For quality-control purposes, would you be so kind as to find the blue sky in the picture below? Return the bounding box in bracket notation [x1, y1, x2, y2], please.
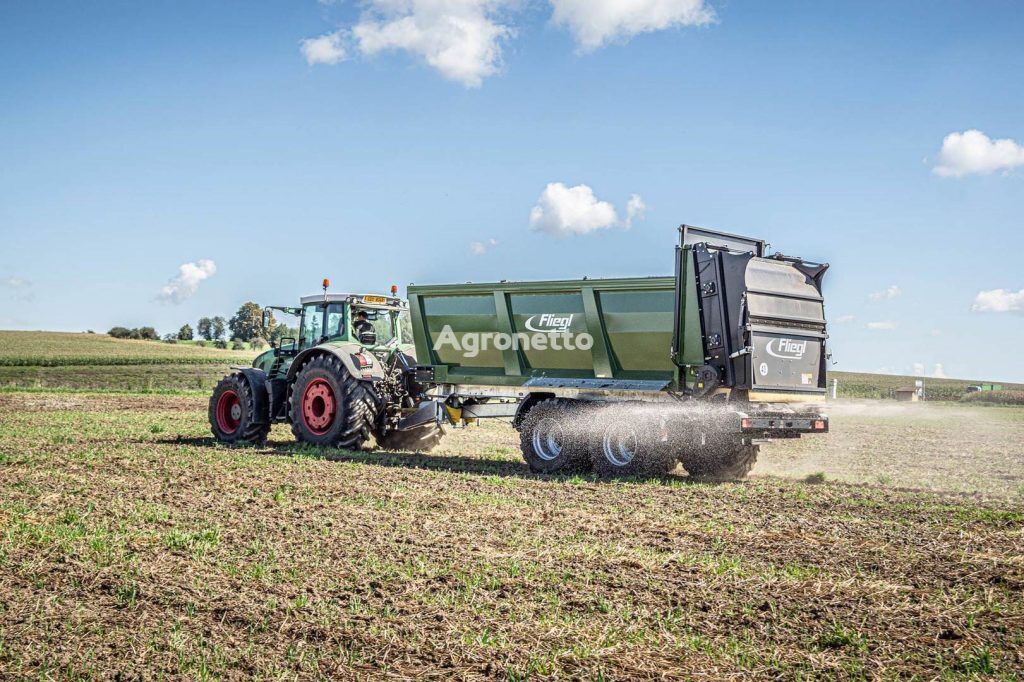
[1, 1, 1022, 381]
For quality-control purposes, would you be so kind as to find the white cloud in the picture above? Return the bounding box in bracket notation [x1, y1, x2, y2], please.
[0, 276, 33, 302]
[832, 314, 856, 324]
[157, 259, 217, 304]
[930, 328, 941, 337]
[625, 194, 646, 228]
[351, 0, 513, 87]
[1, 276, 31, 289]
[529, 183, 643, 236]
[301, 31, 348, 65]
[933, 129, 1024, 177]
[912, 362, 946, 378]
[550, 0, 716, 51]
[972, 288, 1024, 314]
[868, 285, 901, 302]
[866, 321, 897, 330]
[469, 238, 498, 255]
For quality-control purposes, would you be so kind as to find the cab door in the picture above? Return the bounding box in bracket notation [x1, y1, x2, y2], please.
[299, 303, 326, 348]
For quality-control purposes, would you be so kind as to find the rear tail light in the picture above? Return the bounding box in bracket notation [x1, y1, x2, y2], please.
[741, 418, 753, 429]
[814, 420, 826, 430]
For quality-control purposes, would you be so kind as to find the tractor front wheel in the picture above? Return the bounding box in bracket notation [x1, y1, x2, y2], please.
[289, 355, 378, 449]
[208, 373, 270, 445]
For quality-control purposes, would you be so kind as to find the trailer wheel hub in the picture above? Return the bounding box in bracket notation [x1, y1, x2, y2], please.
[302, 379, 337, 435]
[602, 424, 638, 467]
[531, 417, 564, 461]
[215, 389, 242, 434]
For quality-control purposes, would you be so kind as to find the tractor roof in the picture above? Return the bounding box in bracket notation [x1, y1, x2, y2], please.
[300, 293, 407, 309]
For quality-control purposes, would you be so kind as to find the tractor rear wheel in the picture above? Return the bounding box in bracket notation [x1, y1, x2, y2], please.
[209, 373, 270, 445]
[680, 439, 759, 481]
[589, 419, 677, 477]
[289, 355, 378, 449]
[376, 423, 444, 453]
[518, 399, 589, 474]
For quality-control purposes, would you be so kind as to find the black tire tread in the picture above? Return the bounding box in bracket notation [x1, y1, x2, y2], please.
[288, 355, 379, 450]
[518, 399, 590, 474]
[208, 373, 270, 445]
[590, 420, 677, 478]
[682, 442, 759, 481]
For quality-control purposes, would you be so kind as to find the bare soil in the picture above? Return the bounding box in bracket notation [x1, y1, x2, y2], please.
[0, 392, 1021, 679]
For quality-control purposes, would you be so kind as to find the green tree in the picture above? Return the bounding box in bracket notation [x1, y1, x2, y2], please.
[137, 327, 159, 341]
[197, 317, 213, 341]
[268, 324, 294, 344]
[108, 326, 131, 339]
[229, 303, 272, 342]
[212, 316, 227, 341]
[177, 323, 194, 341]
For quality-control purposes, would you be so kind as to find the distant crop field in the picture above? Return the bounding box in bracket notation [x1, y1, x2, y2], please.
[0, 331, 257, 367]
[832, 371, 1024, 402]
[0, 364, 238, 392]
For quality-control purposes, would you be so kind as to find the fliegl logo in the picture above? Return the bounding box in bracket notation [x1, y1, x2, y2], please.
[766, 338, 808, 360]
[524, 313, 575, 333]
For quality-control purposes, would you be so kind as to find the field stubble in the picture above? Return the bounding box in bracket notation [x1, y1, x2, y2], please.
[0, 391, 1022, 679]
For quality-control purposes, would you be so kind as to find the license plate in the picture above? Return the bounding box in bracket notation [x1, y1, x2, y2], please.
[362, 295, 387, 304]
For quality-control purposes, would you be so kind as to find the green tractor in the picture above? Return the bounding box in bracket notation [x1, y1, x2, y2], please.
[208, 282, 443, 452]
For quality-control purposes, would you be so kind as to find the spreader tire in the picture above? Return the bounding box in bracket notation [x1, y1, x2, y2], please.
[589, 418, 677, 477]
[289, 355, 378, 450]
[681, 440, 759, 481]
[209, 373, 270, 445]
[376, 422, 444, 453]
[518, 399, 589, 474]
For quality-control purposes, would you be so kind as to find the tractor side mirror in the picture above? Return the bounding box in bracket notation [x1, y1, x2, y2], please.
[261, 309, 270, 331]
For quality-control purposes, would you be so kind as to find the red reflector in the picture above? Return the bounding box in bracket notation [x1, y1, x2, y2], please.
[741, 418, 753, 429]
[814, 420, 826, 430]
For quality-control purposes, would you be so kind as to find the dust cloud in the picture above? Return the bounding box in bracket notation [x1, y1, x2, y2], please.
[758, 400, 1024, 499]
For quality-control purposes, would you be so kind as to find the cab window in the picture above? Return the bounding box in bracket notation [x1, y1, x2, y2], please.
[352, 307, 397, 345]
[300, 304, 324, 348]
[397, 310, 413, 344]
[325, 303, 346, 339]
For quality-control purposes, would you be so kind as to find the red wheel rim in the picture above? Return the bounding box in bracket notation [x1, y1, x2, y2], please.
[302, 378, 337, 435]
[216, 389, 242, 434]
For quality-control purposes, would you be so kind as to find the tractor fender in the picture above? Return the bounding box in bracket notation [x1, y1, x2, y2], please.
[231, 366, 270, 424]
[286, 345, 386, 384]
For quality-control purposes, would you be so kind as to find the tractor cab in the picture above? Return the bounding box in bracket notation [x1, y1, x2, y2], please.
[295, 293, 410, 351]
[254, 283, 412, 382]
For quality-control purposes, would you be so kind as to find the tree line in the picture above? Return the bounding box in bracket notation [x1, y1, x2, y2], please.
[108, 301, 298, 350]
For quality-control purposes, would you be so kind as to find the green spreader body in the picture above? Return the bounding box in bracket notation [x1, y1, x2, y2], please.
[408, 226, 829, 408]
